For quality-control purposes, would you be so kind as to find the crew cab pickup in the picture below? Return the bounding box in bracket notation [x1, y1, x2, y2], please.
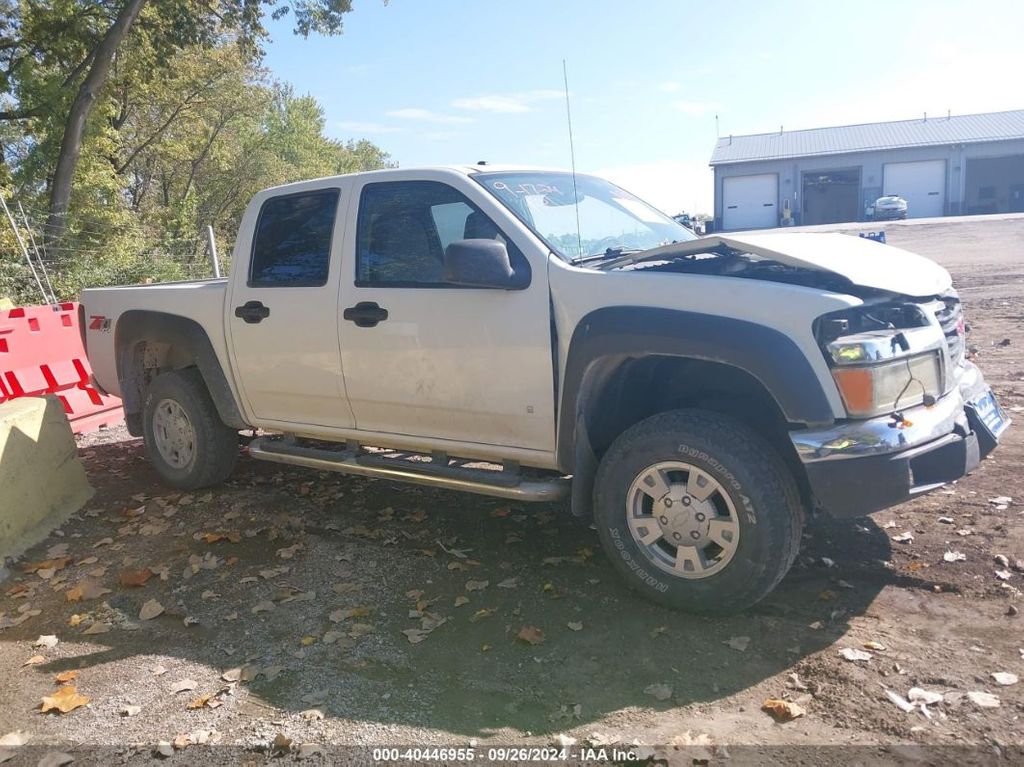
[81, 165, 1009, 612]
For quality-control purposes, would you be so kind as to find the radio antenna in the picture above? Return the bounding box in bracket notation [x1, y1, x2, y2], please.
[562, 59, 583, 260]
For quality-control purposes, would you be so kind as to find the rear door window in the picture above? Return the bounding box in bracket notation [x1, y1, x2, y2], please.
[249, 189, 340, 287]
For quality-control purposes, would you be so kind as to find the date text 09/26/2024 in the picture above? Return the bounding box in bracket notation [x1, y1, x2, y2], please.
[372, 746, 641, 762]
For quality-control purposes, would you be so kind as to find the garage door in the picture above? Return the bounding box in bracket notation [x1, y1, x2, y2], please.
[723, 174, 778, 230]
[883, 160, 946, 218]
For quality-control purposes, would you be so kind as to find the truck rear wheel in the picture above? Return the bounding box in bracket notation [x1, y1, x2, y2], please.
[593, 409, 803, 614]
[143, 369, 238, 490]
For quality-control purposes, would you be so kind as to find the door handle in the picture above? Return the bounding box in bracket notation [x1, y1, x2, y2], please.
[343, 301, 389, 328]
[234, 300, 270, 324]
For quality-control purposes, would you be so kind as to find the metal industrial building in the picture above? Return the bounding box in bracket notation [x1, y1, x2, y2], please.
[710, 109, 1024, 231]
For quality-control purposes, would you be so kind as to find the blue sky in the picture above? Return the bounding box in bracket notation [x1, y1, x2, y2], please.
[263, 0, 1024, 215]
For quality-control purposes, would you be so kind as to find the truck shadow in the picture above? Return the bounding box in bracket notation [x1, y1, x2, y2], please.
[3, 439, 901, 739]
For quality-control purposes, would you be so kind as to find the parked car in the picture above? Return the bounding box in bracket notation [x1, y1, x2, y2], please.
[870, 194, 908, 220]
[81, 165, 1008, 613]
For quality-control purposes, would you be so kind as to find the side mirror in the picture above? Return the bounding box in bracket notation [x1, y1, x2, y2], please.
[444, 239, 529, 290]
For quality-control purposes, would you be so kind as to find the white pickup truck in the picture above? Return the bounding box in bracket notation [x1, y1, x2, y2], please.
[81, 165, 1009, 612]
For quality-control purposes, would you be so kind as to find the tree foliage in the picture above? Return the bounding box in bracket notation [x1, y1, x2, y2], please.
[0, 0, 389, 303]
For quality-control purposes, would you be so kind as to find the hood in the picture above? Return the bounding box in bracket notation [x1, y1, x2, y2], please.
[626, 232, 951, 297]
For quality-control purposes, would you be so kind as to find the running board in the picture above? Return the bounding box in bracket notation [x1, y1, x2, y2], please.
[247, 437, 569, 502]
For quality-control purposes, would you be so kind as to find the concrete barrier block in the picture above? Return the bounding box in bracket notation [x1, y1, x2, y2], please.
[0, 396, 93, 562]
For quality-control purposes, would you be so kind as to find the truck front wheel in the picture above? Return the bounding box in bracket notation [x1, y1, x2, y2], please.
[593, 409, 803, 613]
[143, 369, 238, 490]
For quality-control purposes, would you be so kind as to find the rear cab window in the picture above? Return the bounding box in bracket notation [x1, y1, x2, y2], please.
[249, 189, 341, 287]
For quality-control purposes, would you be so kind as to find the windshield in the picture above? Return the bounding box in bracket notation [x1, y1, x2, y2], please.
[473, 171, 697, 262]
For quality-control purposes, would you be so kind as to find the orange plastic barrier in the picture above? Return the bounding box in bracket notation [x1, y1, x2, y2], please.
[0, 302, 123, 434]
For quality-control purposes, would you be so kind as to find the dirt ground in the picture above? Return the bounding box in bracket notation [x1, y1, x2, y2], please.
[1, 215, 1023, 764]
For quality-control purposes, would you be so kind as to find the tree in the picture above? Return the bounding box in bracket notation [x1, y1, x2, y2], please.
[0, 2, 390, 300]
[1, 0, 356, 250]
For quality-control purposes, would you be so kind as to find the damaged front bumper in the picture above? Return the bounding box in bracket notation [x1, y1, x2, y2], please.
[790, 362, 1009, 518]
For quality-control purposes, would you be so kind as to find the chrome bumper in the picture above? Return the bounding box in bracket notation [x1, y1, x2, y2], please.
[791, 362, 989, 464]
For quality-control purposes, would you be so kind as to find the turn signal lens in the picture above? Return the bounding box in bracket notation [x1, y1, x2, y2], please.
[832, 368, 874, 414]
[831, 353, 941, 418]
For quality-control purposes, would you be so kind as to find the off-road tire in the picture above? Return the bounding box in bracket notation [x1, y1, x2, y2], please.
[593, 409, 803, 613]
[143, 369, 238, 490]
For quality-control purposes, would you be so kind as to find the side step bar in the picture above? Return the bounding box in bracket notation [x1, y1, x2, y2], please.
[247, 437, 570, 502]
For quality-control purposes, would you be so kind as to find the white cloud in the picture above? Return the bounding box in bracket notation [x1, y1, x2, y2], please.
[593, 161, 715, 217]
[386, 108, 474, 125]
[452, 89, 564, 114]
[336, 121, 404, 134]
[672, 100, 721, 116]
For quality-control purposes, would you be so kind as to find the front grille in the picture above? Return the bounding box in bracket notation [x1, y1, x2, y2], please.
[934, 296, 965, 367]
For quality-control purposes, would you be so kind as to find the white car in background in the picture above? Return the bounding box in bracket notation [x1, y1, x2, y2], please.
[869, 195, 908, 220]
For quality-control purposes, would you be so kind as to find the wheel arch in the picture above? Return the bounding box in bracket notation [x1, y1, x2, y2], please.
[558, 307, 832, 515]
[115, 310, 247, 435]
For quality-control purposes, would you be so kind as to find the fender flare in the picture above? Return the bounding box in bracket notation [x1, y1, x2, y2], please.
[556, 306, 835, 472]
[115, 310, 247, 432]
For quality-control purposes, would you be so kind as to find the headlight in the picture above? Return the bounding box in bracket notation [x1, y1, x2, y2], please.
[831, 353, 941, 417]
[816, 303, 946, 419]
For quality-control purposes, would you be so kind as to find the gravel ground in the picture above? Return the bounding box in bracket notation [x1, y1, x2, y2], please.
[1, 215, 1023, 764]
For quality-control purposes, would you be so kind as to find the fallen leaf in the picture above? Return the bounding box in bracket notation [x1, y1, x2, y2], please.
[761, 698, 805, 722]
[840, 647, 872, 662]
[54, 671, 78, 684]
[908, 687, 943, 705]
[187, 693, 214, 709]
[221, 668, 242, 682]
[82, 622, 110, 635]
[272, 733, 293, 754]
[139, 599, 164, 621]
[567, 621, 583, 631]
[23, 557, 72, 574]
[470, 608, 494, 623]
[299, 636, 317, 646]
[328, 607, 370, 623]
[967, 690, 1000, 708]
[39, 686, 90, 714]
[402, 628, 429, 644]
[644, 683, 673, 701]
[863, 641, 887, 651]
[119, 568, 153, 587]
[516, 625, 545, 645]
[465, 580, 489, 592]
[22, 655, 45, 667]
[154, 742, 174, 758]
[724, 636, 751, 652]
[171, 679, 198, 694]
[65, 580, 111, 602]
[991, 672, 1019, 686]
[454, 596, 470, 607]
[891, 532, 914, 543]
[497, 578, 520, 589]
[276, 544, 301, 560]
[943, 550, 967, 563]
[34, 635, 58, 649]
[251, 600, 275, 614]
